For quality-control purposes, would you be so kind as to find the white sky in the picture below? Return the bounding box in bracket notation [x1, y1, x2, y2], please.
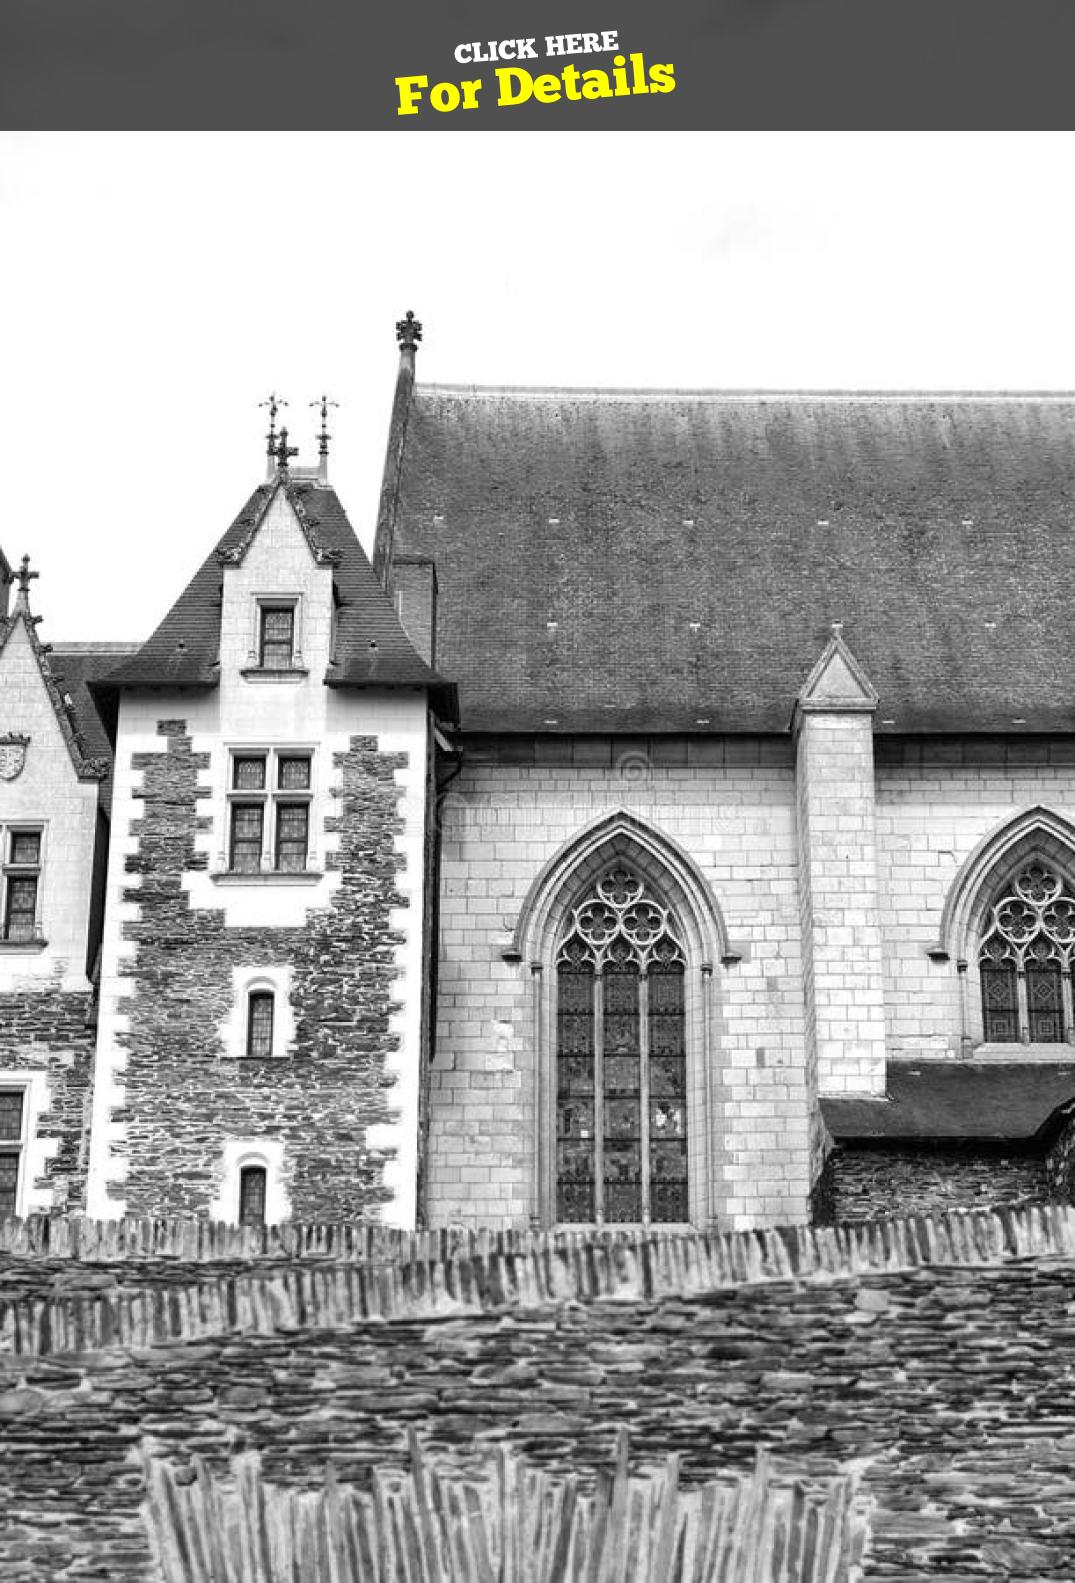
[2, 130, 1074, 642]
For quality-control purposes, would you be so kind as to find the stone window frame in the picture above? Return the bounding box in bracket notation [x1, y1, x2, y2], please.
[211, 1137, 287, 1227]
[0, 821, 47, 950]
[220, 966, 294, 1060]
[511, 812, 730, 1230]
[241, 594, 309, 680]
[220, 747, 318, 878]
[935, 806, 1075, 1054]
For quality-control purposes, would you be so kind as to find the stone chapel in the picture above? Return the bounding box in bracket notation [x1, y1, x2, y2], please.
[3, 313, 1075, 1231]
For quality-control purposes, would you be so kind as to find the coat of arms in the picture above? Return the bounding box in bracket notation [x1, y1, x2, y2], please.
[0, 734, 30, 780]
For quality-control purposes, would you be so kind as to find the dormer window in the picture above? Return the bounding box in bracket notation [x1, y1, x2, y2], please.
[259, 604, 295, 669]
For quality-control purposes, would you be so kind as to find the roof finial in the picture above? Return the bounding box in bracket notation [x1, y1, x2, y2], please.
[830, 620, 844, 640]
[274, 425, 298, 474]
[310, 395, 339, 484]
[259, 393, 288, 480]
[396, 310, 422, 351]
[310, 395, 338, 458]
[14, 554, 38, 613]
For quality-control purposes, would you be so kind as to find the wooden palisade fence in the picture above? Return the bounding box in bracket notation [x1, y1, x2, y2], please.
[142, 1429, 868, 1583]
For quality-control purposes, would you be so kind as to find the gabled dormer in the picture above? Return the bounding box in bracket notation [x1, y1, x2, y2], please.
[99, 446, 455, 720]
[0, 556, 106, 985]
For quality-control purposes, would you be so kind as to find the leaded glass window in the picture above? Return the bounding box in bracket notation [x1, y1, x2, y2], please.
[0, 1091, 24, 1219]
[275, 805, 309, 872]
[979, 861, 1075, 1042]
[2, 828, 42, 943]
[555, 866, 688, 1224]
[0, 1154, 19, 1218]
[239, 1165, 267, 1226]
[259, 606, 295, 669]
[229, 804, 264, 873]
[246, 992, 274, 1058]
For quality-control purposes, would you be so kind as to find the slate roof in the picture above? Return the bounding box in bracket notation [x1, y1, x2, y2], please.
[388, 387, 1075, 734]
[100, 477, 456, 717]
[49, 643, 138, 809]
[822, 1060, 1075, 1142]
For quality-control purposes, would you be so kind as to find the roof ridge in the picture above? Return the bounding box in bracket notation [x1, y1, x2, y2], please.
[419, 383, 1075, 402]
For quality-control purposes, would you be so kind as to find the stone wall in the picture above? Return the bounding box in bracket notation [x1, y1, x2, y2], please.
[99, 720, 409, 1223]
[820, 1142, 1048, 1224]
[5, 1207, 1075, 1577]
[0, 988, 94, 1213]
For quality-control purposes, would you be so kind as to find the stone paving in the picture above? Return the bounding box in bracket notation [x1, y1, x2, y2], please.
[4, 1250, 1075, 1577]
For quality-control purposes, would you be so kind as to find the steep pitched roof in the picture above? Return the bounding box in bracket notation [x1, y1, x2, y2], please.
[99, 476, 456, 717]
[49, 642, 138, 809]
[0, 610, 115, 789]
[388, 387, 1075, 734]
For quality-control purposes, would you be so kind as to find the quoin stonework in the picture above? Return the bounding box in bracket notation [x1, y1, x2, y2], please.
[5, 320, 1075, 1232]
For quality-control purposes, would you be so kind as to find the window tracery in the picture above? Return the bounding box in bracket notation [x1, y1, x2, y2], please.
[555, 866, 687, 1224]
[979, 860, 1075, 1043]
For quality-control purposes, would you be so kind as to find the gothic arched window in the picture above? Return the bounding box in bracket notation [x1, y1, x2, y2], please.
[979, 860, 1075, 1043]
[556, 865, 687, 1223]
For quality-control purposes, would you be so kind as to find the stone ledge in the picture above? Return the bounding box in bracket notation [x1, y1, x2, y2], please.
[238, 668, 310, 684]
[0, 938, 48, 953]
[208, 871, 323, 886]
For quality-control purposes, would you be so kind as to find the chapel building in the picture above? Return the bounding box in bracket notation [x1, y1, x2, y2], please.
[3, 316, 1075, 1230]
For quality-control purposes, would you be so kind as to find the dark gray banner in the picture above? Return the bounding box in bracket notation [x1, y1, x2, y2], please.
[2, 0, 1072, 129]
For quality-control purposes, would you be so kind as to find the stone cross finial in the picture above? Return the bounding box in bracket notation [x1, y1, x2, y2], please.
[15, 554, 38, 611]
[396, 310, 423, 350]
[310, 394, 339, 458]
[259, 393, 288, 459]
[274, 426, 298, 472]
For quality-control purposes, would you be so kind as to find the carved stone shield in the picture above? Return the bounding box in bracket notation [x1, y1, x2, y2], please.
[0, 734, 30, 780]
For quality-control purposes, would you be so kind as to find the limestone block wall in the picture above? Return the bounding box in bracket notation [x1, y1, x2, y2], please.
[795, 712, 887, 1098]
[874, 739, 1075, 1060]
[425, 738, 811, 1233]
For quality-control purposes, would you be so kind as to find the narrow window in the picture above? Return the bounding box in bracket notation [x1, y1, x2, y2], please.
[246, 991, 274, 1058]
[0, 1090, 24, 1218]
[229, 804, 264, 873]
[979, 861, 1075, 1042]
[239, 1165, 267, 1226]
[555, 866, 687, 1225]
[259, 606, 295, 670]
[3, 830, 41, 943]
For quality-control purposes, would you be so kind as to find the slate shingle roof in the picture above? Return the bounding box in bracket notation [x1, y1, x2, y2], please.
[390, 387, 1075, 734]
[100, 477, 456, 716]
[822, 1061, 1075, 1142]
[49, 642, 139, 809]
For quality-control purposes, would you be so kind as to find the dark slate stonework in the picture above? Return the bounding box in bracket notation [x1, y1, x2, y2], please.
[820, 1141, 1048, 1223]
[0, 989, 94, 1210]
[9, 1227, 1075, 1576]
[1045, 1107, 1075, 1199]
[112, 721, 408, 1220]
